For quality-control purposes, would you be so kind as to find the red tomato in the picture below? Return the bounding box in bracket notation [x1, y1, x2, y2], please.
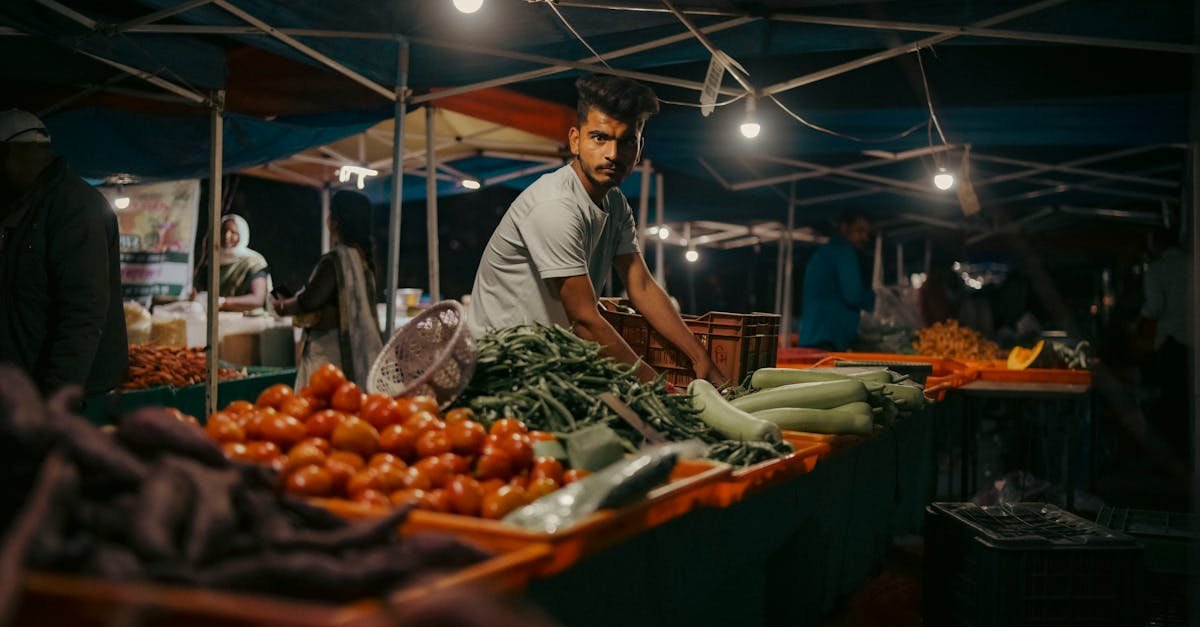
[443, 407, 475, 424]
[389, 398, 421, 423]
[330, 417, 380, 458]
[346, 468, 383, 498]
[224, 400, 255, 415]
[258, 413, 307, 448]
[295, 437, 332, 454]
[324, 458, 357, 493]
[390, 488, 428, 508]
[474, 450, 514, 481]
[403, 411, 444, 434]
[415, 429, 452, 458]
[205, 412, 245, 443]
[368, 453, 405, 469]
[372, 462, 409, 493]
[359, 394, 394, 428]
[408, 395, 440, 416]
[285, 442, 328, 472]
[279, 396, 314, 420]
[378, 424, 419, 462]
[438, 452, 472, 474]
[221, 442, 254, 463]
[308, 363, 347, 398]
[284, 465, 334, 497]
[526, 476, 559, 501]
[562, 469, 590, 485]
[530, 457, 564, 484]
[330, 382, 365, 414]
[305, 410, 347, 439]
[489, 418, 528, 437]
[527, 430, 558, 443]
[478, 478, 506, 494]
[256, 384, 295, 410]
[400, 465, 433, 491]
[446, 420, 488, 455]
[354, 489, 391, 508]
[424, 489, 454, 513]
[413, 456, 455, 488]
[494, 432, 534, 471]
[328, 450, 366, 470]
[480, 485, 526, 519]
[446, 475, 484, 516]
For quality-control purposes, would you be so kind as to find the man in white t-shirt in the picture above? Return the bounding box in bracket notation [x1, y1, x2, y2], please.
[467, 75, 724, 384]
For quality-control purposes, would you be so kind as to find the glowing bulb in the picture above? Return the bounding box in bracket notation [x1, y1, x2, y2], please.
[739, 122, 761, 139]
[337, 165, 378, 190]
[113, 196, 130, 209]
[657, 226, 670, 240]
[685, 249, 699, 263]
[461, 178, 481, 190]
[933, 168, 955, 191]
[452, 0, 483, 13]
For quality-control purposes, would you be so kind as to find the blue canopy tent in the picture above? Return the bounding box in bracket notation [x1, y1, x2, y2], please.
[2, 0, 1195, 406]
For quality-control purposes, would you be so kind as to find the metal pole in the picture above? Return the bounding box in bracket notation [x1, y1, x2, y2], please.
[319, 185, 331, 254]
[384, 40, 409, 339]
[780, 181, 796, 347]
[205, 91, 224, 417]
[774, 224, 785, 314]
[425, 105, 440, 302]
[637, 160, 651, 253]
[872, 232, 884, 289]
[924, 237, 932, 274]
[897, 241, 906, 286]
[654, 173, 665, 285]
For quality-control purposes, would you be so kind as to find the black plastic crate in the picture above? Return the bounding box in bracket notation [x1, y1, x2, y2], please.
[1096, 507, 1197, 576]
[925, 502, 1144, 627]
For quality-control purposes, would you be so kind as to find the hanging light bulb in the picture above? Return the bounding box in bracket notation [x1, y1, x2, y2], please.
[685, 249, 700, 263]
[739, 96, 760, 139]
[933, 167, 955, 191]
[461, 178, 481, 190]
[657, 225, 670, 240]
[113, 184, 130, 209]
[452, 0, 483, 13]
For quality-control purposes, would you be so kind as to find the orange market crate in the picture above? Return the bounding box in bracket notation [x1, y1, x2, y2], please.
[319, 459, 730, 576]
[784, 427, 875, 455]
[963, 359, 1093, 386]
[16, 540, 553, 627]
[599, 299, 780, 387]
[707, 434, 831, 508]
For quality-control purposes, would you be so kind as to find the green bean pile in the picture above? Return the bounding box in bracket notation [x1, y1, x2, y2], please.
[455, 325, 793, 466]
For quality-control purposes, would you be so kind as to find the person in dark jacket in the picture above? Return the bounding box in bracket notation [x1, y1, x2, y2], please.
[0, 109, 128, 395]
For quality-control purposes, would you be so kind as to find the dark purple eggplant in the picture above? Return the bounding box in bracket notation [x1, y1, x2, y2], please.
[118, 407, 226, 467]
[264, 504, 412, 553]
[86, 544, 143, 580]
[130, 462, 194, 562]
[192, 544, 420, 600]
[44, 388, 147, 486]
[401, 532, 493, 571]
[0, 365, 49, 448]
[0, 452, 72, 625]
[164, 457, 240, 565]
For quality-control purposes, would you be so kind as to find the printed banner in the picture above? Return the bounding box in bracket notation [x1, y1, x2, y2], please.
[100, 180, 200, 299]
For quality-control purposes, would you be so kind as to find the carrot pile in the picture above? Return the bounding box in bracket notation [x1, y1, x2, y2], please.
[123, 345, 244, 390]
[913, 319, 1002, 361]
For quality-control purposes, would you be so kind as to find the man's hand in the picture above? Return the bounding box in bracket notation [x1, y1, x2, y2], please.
[692, 357, 728, 387]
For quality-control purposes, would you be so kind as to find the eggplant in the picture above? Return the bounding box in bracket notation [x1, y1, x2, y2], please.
[130, 462, 194, 562]
[164, 457, 240, 565]
[119, 407, 226, 467]
[44, 389, 147, 486]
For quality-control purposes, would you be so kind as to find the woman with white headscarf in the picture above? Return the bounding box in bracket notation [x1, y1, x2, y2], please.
[197, 214, 272, 311]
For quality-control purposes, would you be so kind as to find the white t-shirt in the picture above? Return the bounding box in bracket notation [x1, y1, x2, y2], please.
[466, 164, 640, 336]
[1141, 247, 1192, 347]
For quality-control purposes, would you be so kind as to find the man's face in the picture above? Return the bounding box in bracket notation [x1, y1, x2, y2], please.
[840, 217, 872, 248]
[569, 107, 642, 195]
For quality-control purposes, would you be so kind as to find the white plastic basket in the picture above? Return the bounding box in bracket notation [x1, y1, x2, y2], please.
[366, 300, 477, 407]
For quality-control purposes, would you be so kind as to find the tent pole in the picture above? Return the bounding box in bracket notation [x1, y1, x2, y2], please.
[897, 241, 906, 286]
[385, 40, 409, 339]
[872, 232, 883, 289]
[923, 237, 932, 274]
[637, 160, 651, 253]
[780, 181, 796, 347]
[320, 185, 331, 254]
[654, 173, 665, 285]
[425, 105, 440, 302]
[774, 223, 785, 314]
[205, 90, 224, 417]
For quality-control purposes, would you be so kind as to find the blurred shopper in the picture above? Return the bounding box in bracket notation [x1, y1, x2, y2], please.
[0, 109, 127, 395]
[798, 211, 875, 351]
[1138, 230, 1192, 461]
[195, 214, 272, 311]
[466, 74, 724, 384]
[273, 191, 382, 388]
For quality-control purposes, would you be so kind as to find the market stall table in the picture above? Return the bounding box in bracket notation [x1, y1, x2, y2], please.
[945, 379, 1092, 510]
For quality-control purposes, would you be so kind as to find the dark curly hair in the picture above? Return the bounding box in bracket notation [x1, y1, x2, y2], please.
[575, 74, 659, 128]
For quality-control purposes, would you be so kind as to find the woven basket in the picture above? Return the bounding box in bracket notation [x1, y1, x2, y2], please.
[366, 300, 476, 408]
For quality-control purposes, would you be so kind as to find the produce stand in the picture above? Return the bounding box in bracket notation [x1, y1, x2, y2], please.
[83, 367, 297, 425]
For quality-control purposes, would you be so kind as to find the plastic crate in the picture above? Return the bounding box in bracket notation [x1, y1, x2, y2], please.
[1096, 507, 1197, 576]
[599, 299, 779, 387]
[925, 502, 1143, 627]
[706, 434, 830, 507]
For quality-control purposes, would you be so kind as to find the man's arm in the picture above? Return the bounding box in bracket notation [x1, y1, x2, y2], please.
[835, 246, 875, 312]
[44, 200, 112, 390]
[553, 274, 658, 383]
[615, 253, 727, 385]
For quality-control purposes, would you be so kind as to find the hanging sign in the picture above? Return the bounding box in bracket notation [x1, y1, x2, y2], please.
[100, 180, 200, 299]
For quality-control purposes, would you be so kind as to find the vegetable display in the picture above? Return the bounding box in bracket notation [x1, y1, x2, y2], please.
[205, 365, 590, 520]
[122, 345, 244, 390]
[454, 325, 794, 467]
[0, 365, 490, 607]
[912, 319, 1002, 361]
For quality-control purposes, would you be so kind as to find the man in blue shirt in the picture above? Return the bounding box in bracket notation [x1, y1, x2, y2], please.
[798, 212, 874, 350]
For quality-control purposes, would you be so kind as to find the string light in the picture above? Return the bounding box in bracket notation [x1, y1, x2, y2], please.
[452, 0, 483, 13]
[461, 178, 481, 190]
[685, 249, 700, 263]
[933, 167, 955, 191]
[739, 96, 760, 139]
[113, 184, 130, 209]
[337, 165, 379, 190]
[657, 226, 670, 240]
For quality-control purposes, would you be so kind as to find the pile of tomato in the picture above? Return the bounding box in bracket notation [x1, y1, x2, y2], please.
[205, 364, 588, 520]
